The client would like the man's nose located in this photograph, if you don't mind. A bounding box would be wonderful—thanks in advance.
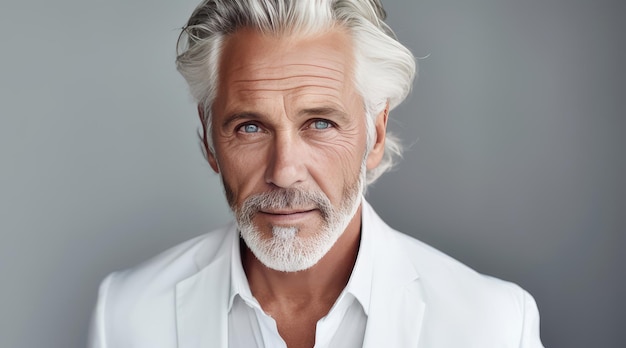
[264,133,307,188]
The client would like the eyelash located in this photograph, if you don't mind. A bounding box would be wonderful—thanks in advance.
[237,123,262,134]
[309,119,334,130]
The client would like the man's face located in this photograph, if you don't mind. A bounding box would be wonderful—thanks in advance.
[207,28,379,271]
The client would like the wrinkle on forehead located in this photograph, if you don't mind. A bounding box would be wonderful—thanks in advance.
[227,62,349,95]
[233,63,346,81]
[218,28,354,90]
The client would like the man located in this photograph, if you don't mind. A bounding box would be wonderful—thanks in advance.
[89,0,544,347]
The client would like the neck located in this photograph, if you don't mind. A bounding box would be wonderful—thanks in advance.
[242,205,362,310]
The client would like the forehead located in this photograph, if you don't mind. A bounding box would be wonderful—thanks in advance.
[215,27,356,105]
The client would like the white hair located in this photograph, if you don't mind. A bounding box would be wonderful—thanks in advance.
[176,0,416,185]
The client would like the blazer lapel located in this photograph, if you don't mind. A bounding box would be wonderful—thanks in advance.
[175,225,236,348]
[361,201,426,348]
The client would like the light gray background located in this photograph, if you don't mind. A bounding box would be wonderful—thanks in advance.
[0,0,623,347]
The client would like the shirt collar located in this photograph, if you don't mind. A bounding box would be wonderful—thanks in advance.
[228,233,255,312]
[227,197,374,315]
[342,197,374,315]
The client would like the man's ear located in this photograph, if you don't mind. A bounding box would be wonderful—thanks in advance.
[198,105,220,173]
[366,102,389,170]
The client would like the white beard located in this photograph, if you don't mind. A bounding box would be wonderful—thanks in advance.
[234,163,366,272]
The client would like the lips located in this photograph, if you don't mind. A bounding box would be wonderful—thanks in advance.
[259,209,316,215]
[257,209,318,224]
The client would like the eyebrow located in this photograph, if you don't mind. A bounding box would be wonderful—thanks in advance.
[222,112,264,129]
[298,107,350,123]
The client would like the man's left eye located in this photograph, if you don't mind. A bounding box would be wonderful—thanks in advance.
[310,120,332,130]
[240,124,260,133]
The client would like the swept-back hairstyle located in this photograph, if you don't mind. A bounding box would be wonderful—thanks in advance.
[176,0,416,185]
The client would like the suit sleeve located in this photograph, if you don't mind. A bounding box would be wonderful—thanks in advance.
[519,289,544,348]
[88,272,115,348]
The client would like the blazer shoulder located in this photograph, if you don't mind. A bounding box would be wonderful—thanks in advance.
[392,230,507,285]
[100,225,234,316]
[384,230,543,345]
[89,223,236,347]
[106,222,234,297]
[390,229,533,308]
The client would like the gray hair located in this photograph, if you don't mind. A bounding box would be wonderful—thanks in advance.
[176,0,416,185]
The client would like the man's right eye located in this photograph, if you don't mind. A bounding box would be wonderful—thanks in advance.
[238,123,260,133]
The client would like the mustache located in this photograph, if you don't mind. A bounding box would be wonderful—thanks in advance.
[237,188,332,223]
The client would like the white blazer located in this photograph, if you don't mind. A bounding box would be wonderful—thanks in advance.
[89,200,543,347]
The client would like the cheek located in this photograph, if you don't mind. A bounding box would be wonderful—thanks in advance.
[215,144,268,206]
[307,137,366,197]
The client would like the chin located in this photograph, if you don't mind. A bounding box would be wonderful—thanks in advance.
[239,221,344,272]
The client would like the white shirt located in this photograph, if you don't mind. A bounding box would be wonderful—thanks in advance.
[227,216,374,348]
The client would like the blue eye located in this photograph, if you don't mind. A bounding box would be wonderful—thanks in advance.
[240,124,260,133]
[312,120,332,130]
